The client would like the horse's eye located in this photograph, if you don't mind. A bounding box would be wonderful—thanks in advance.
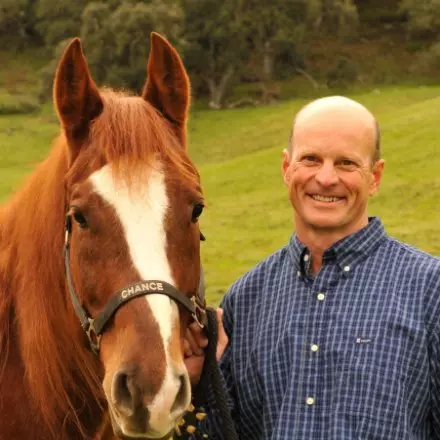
[192,203,204,223]
[73,210,88,229]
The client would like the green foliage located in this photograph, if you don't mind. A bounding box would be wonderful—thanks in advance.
[96,0,182,91]
[326,55,358,88]
[412,41,440,76]
[0,0,36,49]
[78,3,112,85]
[354,0,402,25]
[400,0,440,38]
[310,0,359,37]
[180,0,249,106]
[35,0,89,47]
[243,0,311,82]
[0,89,40,114]
[400,0,440,74]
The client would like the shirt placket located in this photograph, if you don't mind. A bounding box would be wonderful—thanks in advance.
[293,255,340,438]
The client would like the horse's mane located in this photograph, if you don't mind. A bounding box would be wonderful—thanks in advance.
[0,89,200,438]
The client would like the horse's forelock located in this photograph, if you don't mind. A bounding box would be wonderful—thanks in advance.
[88,90,200,193]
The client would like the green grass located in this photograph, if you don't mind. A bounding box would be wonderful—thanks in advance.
[1,85,440,304]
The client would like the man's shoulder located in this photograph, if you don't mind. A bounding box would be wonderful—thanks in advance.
[383,236,440,272]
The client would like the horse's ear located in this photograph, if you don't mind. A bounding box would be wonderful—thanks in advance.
[54,38,103,161]
[142,32,190,149]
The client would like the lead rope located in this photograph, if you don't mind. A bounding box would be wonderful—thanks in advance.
[189,307,239,440]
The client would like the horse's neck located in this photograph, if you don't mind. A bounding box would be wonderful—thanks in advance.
[0,141,105,439]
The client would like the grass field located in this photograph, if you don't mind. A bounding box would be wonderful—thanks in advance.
[1,85,439,304]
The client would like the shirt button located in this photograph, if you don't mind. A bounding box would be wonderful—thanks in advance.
[303,254,310,262]
[343,265,350,272]
[306,397,315,405]
[317,293,325,301]
[311,344,319,352]
[297,271,301,277]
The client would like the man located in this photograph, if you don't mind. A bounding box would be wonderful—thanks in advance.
[184,96,440,439]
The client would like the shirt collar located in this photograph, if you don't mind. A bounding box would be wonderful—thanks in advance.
[288,217,387,275]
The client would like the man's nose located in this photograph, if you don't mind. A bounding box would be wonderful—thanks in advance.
[315,162,338,186]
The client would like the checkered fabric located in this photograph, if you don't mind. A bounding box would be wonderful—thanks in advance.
[197,217,440,439]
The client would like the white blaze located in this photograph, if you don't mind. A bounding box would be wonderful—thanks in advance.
[90,163,190,436]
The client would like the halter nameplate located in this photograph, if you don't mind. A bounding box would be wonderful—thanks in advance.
[63,215,207,354]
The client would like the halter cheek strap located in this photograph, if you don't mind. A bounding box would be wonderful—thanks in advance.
[64,215,207,354]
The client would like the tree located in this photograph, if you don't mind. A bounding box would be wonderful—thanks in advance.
[400,0,440,74]
[310,0,358,37]
[0,0,38,49]
[80,0,182,91]
[35,0,89,47]
[180,0,249,109]
[242,0,315,102]
[400,0,440,38]
[79,2,113,85]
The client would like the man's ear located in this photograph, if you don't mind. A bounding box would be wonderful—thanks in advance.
[282,149,292,185]
[369,159,385,196]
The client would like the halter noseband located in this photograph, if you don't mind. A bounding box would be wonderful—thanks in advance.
[63,214,207,354]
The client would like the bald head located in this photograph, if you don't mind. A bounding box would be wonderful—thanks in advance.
[289,96,381,163]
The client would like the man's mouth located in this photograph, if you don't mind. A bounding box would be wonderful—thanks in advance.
[309,194,344,203]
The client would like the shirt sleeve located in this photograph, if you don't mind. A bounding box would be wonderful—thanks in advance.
[428,266,440,438]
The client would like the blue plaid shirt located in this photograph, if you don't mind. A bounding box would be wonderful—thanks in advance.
[202,217,440,439]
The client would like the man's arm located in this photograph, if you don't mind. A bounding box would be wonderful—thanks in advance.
[427,263,440,439]
[429,311,440,439]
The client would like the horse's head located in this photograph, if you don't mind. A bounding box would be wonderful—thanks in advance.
[54,34,203,438]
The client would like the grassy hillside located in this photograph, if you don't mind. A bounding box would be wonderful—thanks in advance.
[1,86,440,304]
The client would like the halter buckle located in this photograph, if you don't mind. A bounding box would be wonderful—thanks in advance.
[86,318,101,354]
[191,296,207,329]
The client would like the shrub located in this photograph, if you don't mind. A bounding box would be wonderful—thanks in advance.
[326,56,358,88]
[0,90,41,115]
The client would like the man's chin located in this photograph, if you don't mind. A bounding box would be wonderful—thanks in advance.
[303,214,346,231]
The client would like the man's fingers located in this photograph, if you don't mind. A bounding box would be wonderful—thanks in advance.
[183,338,192,357]
[185,327,207,356]
[188,321,209,348]
[185,329,202,355]
[216,308,229,362]
[184,309,227,361]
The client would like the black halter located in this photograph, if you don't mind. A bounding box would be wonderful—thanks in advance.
[63,214,207,354]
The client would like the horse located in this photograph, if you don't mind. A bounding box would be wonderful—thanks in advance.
[0,33,206,440]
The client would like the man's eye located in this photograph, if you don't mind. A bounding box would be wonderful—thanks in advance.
[340,159,356,167]
[302,156,319,164]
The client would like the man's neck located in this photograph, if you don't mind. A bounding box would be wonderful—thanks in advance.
[295,219,368,274]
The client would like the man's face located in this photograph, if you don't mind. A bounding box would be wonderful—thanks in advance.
[282,112,384,237]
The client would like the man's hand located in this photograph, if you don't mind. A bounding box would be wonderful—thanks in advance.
[184,308,228,385]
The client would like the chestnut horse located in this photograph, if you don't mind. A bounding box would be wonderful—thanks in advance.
[0,33,205,439]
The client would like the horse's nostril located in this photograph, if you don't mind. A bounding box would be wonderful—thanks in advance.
[112,370,140,417]
[171,373,189,414]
